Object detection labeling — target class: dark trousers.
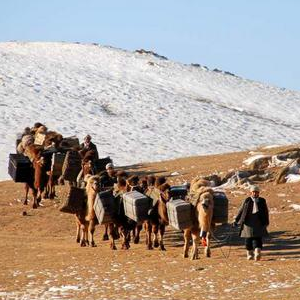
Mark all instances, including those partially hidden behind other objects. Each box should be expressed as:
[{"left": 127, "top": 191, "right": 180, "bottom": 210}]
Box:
[{"left": 245, "top": 237, "right": 263, "bottom": 250}]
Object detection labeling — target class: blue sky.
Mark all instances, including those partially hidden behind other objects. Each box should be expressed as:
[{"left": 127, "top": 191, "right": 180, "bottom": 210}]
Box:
[{"left": 1, "top": 0, "right": 299, "bottom": 91}]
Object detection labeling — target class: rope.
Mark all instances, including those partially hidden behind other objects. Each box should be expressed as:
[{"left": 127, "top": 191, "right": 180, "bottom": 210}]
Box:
[{"left": 211, "top": 225, "right": 236, "bottom": 260}]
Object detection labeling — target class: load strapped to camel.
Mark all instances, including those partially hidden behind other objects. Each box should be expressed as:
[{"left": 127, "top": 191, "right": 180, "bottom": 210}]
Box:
[
  {"left": 94, "top": 156, "right": 113, "bottom": 173},
  {"left": 123, "top": 191, "right": 151, "bottom": 222},
  {"left": 167, "top": 199, "right": 193, "bottom": 230},
  {"left": 34, "top": 133, "right": 46, "bottom": 146},
  {"left": 51, "top": 152, "right": 66, "bottom": 176},
  {"left": 60, "top": 186, "right": 86, "bottom": 214},
  {"left": 60, "top": 136, "right": 80, "bottom": 150},
  {"left": 212, "top": 191, "right": 228, "bottom": 224},
  {"left": 8, "top": 153, "right": 33, "bottom": 183},
  {"left": 62, "top": 150, "right": 82, "bottom": 182},
  {"left": 169, "top": 185, "right": 189, "bottom": 200},
  {"left": 93, "top": 190, "right": 117, "bottom": 224}
]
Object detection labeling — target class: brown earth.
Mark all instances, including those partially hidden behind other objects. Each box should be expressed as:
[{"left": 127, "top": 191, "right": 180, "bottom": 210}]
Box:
[{"left": 0, "top": 147, "right": 300, "bottom": 300}]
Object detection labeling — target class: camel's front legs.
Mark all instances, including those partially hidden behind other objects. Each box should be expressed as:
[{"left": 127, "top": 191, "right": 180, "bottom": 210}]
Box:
[
  {"left": 159, "top": 224, "right": 166, "bottom": 251},
  {"left": 80, "top": 223, "right": 88, "bottom": 247},
  {"left": 183, "top": 229, "right": 191, "bottom": 258},
  {"left": 88, "top": 219, "right": 97, "bottom": 247},
  {"left": 109, "top": 223, "right": 117, "bottom": 250},
  {"left": 191, "top": 232, "right": 200, "bottom": 260},
  {"left": 152, "top": 224, "right": 159, "bottom": 248},
  {"left": 204, "top": 231, "right": 211, "bottom": 257},
  {"left": 102, "top": 224, "right": 109, "bottom": 241}
]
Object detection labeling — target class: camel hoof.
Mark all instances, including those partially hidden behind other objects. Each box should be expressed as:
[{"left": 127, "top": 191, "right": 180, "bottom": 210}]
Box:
[
  {"left": 147, "top": 245, "right": 153, "bottom": 250},
  {"left": 160, "top": 245, "right": 166, "bottom": 251},
  {"left": 23, "top": 200, "right": 28, "bottom": 205},
  {"left": 90, "top": 242, "right": 97, "bottom": 247},
  {"left": 111, "top": 245, "right": 117, "bottom": 250},
  {"left": 122, "top": 243, "right": 129, "bottom": 250},
  {"left": 102, "top": 234, "right": 109, "bottom": 241},
  {"left": 183, "top": 253, "right": 189, "bottom": 258},
  {"left": 205, "top": 250, "right": 211, "bottom": 258},
  {"left": 80, "top": 242, "right": 86, "bottom": 247},
  {"left": 191, "top": 253, "right": 199, "bottom": 260},
  {"left": 153, "top": 241, "right": 159, "bottom": 248},
  {"left": 134, "top": 236, "right": 140, "bottom": 244},
  {"left": 32, "top": 203, "right": 38, "bottom": 209},
  {"left": 76, "top": 238, "right": 80, "bottom": 243}
]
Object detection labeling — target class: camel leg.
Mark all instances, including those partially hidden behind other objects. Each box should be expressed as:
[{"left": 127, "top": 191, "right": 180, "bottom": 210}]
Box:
[
  {"left": 43, "top": 184, "right": 49, "bottom": 199},
  {"left": 32, "top": 189, "right": 38, "bottom": 209},
  {"left": 23, "top": 183, "right": 29, "bottom": 205},
  {"left": 88, "top": 219, "right": 97, "bottom": 247},
  {"left": 76, "top": 222, "right": 81, "bottom": 243},
  {"left": 102, "top": 224, "right": 109, "bottom": 241},
  {"left": 204, "top": 231, "right": 211, "bottom": 257},
  {"left": 109, "top": 223, "right": 117, "bottom": 250},
  {"left": 191, "top": 231, "right": 199, "bottom": 260},
  {"left": 80, "top": 223, "right": 88, "bottom": 247},
  {"left": 183, "top": 229, "right": 191, "bottom": 258},
  {"left": 153, "top": 224, "right": 159, "bottom": 248},
  {"left": 121, "top": 227, "right": 130, "bottom": 250},
  {"left": 49, "top": 184, "right": 56, "bottom": 199},
  {"left": 159, "top": 224, "right": 166, "bottom": 251},
  {"left": 48, "top": 176, "right": 56, "bottom": 199},
  {"left": 144, "top": 222, "right": 149, "bottom": 245},
  {"left": 134, "top": 224, "right": 142, "bottom": 244},
  {"left": 144, "top": 221, "right": 153, "bottom": 250},
  {"left": 113, "top": 224, "right": 120, "bottom": 240}
]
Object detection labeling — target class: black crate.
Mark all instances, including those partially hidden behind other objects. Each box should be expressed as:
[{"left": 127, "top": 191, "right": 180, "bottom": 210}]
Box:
[
  {"left": 213, "top": 192, "right": 229, "bottom": 224},
  {"left": 169, "top": 185, "right": 188, "bottom": 200},
  {"left": 94, "top": 157, "right": 112, "bottom": 173},
  {"left": 8, "top": 154, "right": 33, "bottom": 183}
]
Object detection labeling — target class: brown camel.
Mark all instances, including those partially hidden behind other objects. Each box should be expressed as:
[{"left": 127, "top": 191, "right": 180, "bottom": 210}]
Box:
[{"left": 183, "top": 186, "right": 215, "bottom": 260}]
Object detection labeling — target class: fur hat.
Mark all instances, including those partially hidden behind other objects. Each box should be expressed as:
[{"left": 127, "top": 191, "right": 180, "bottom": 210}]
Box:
[
  {"left": 106, "top": 163, "right": 114, "bottom": 170},
  {"left": 250, "top": 185, "right": 260, "bottom": 192}
]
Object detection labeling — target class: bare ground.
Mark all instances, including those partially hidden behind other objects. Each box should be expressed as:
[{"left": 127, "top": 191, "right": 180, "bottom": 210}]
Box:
[{"left": 0, "top": 147, "right": 300, "bottom": 300}]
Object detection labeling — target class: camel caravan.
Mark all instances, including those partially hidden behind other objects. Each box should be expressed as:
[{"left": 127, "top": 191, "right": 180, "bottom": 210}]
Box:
[{"left": 9, "top": 123, "right": 300, "bottom": 259}]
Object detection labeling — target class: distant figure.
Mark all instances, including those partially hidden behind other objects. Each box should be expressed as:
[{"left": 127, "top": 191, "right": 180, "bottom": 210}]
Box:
[
  {"left": 99, "top": 163, "right": 117, "bottom": 189},
  {"left": 79, "top": 134, "right": 99, "bottom": 161},
  {"left": 21, "top": 127, "right": 31, "bottom": 138},
  {"left": 233, "top": 185, "right": 269, "bottom": 261}
]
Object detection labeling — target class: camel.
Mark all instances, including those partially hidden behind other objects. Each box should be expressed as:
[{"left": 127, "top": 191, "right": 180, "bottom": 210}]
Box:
[
  {"left": 183, "top": 186, "right": 215, "bottom": 260},
  {"left": 75, "top": 174, "right": 101, "bottom": 247},
  {"left": 108, "top": 178, "right": 133, "bottom": 250},
  {"left": 20, "top": 144, "right": 49, "bottom": 208},
  {"left": 145, "top": 179, "right": 170, "bottom": 251}
]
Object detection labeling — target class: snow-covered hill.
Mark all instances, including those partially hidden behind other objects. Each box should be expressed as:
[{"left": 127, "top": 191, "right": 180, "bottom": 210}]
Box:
[{"left": 0, "top": 42, "right": 300, "bottom": 180}]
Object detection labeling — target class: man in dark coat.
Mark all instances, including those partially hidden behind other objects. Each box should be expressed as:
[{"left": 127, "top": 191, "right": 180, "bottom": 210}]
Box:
[
  {"left": 233, "top": 185, "right": 269, "bottom": 261},
  {"left": 99, "top": 163, "right": 117, "bottom": 189},
  {"left": 79, "top": 134, "right": 99, "bottom": 161}
]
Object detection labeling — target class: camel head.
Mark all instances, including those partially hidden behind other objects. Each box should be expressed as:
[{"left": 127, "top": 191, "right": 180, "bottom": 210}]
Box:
[
  {"left": 199, "top": 191, "right": 214, "bottom": 212},
  {"left": 159, "top": 183, "right": 171, "bottom": 203},
  {"left": 85, "top": 175, "right": 101, "bottom": 193},
  {"left": 82, "top": 160, "right": 94, "bottom": 176}
]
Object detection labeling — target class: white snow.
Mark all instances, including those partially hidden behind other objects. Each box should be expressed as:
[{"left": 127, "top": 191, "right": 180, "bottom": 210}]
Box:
[
  {"left": 1, "top": 41, "right": 300, "bottom": 181},
  {"left": 243, "top": 154, "right": 270, "bottom": 166},
  {"left": 289, "top": 204, "right": 300, "bottom": 211},
  {"left": 285, "top": 174, "right": 300, "bottom": 183}
]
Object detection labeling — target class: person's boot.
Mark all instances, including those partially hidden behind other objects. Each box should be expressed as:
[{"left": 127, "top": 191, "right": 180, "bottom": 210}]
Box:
[
  {"left": 246, "top": 250, "right": 254, "bottom": 260},
  {"left": 254, "top": 248, "right": 261, "bottom": 261}
]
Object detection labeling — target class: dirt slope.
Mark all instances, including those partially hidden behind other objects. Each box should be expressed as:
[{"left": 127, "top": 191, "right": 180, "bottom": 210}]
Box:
[{"left": 0, "top": 148, "right": 300, "bottom": 300}]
